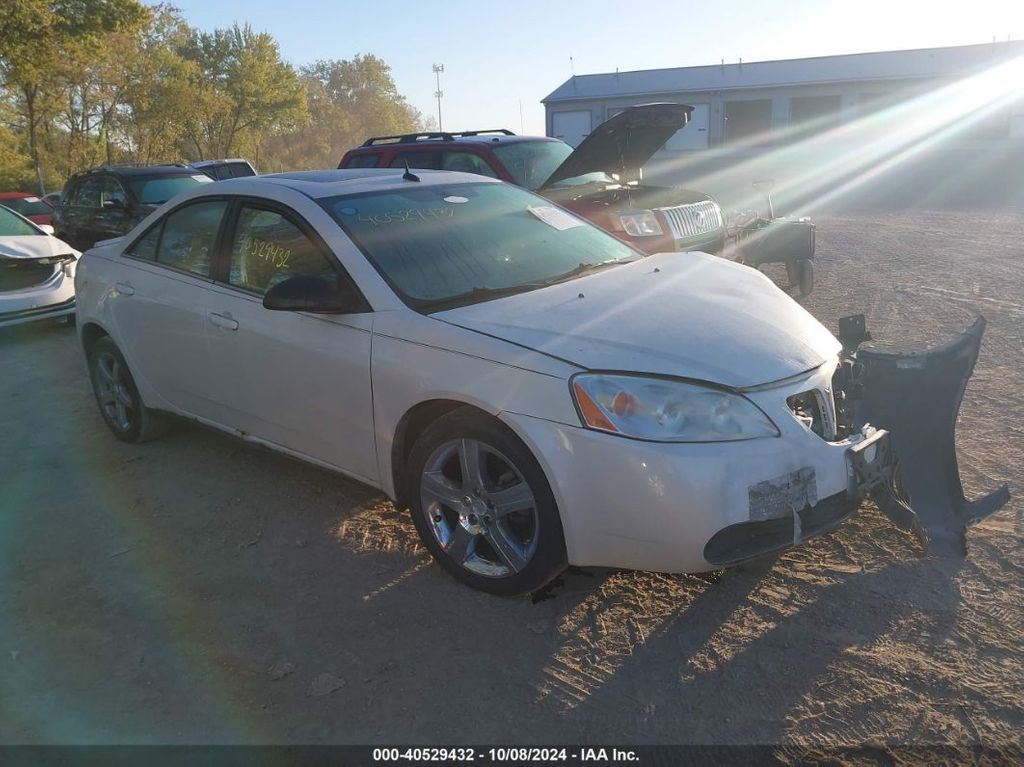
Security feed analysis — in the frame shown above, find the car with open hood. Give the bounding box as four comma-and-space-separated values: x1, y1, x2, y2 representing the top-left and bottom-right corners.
0, 204, 80, 328
76, 168, 996, 596
339, 104, 729, 257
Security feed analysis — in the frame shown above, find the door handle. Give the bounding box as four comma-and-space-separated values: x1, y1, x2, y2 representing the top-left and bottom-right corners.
115, 281, 134, 296
209, 312, 239, 331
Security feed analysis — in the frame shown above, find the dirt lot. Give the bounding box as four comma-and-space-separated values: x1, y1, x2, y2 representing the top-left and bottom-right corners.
1, 210, 1021, 753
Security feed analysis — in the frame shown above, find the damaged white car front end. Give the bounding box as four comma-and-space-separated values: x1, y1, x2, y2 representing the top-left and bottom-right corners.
438, 251, 901, 572
0, 207, 80, 328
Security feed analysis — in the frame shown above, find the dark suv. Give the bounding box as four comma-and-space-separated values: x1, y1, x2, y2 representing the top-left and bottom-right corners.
52, 164, 214, 251
340, 104, 815, 293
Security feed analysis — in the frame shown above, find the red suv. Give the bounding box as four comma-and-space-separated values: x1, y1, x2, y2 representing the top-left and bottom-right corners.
339, 104, 728, 256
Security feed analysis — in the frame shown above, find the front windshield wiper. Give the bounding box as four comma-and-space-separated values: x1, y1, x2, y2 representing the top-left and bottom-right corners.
421, 257, 639, 313
420, 282, 546, 313
537, 257, 638, 286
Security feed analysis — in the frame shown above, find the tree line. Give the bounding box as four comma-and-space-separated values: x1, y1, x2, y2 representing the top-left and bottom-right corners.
0, 0, 425, 192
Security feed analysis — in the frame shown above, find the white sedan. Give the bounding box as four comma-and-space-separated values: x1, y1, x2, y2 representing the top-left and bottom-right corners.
0, 205, 79, 328
74, 169, 891, 595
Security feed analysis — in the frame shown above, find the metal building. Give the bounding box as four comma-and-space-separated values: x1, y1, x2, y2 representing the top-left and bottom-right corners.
543, 42, 1024, 149
543, 42, 1024, 209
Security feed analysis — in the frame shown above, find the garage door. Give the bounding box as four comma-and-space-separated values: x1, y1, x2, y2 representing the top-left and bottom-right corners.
665, 103, 709, 151
551, 111, 592, 147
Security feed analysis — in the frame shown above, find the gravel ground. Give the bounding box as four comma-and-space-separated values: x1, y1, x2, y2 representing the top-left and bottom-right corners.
0, 209, 1021, 755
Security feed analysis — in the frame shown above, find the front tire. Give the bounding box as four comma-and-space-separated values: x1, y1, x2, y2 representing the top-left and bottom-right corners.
88, 336, 170, 443
405, 407, 567, 596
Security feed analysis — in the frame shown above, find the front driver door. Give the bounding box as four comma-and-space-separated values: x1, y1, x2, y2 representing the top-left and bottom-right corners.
204, 201, 377, 484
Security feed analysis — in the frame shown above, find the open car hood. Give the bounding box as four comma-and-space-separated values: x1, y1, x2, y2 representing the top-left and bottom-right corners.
540, 103, 692, 189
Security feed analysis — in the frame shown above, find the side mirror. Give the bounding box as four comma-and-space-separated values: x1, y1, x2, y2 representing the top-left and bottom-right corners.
263, 275, 365, 314
102, 198, 126, 211
38, 224, 55, 235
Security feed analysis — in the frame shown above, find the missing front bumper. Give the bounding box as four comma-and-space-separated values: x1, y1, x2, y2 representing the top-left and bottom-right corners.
704, 491, 859, 567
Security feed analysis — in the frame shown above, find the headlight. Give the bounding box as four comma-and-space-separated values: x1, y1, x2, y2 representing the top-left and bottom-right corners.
571, 373, 779, 442
617, 210, 663, 237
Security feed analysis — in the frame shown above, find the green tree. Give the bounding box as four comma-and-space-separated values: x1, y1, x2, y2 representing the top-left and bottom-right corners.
0, 0, 147, 191
176, 23, 306, 162
263, 54, 423, 171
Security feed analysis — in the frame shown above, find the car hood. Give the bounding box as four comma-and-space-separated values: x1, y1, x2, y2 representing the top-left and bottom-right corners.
0, 234, 78, 260
434, 252, 841, 389
541, 103, 692, 189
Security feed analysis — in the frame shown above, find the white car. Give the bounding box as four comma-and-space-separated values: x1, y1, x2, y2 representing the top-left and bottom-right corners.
74, 169, 894, 595
0, 205, 80, 328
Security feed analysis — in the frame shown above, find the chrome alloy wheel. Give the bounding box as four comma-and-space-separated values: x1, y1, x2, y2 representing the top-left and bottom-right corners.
419, 438, 539, 578
94, 351, 135, 432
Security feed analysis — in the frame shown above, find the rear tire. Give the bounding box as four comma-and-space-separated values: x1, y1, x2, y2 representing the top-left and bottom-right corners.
88, 336, 170, 443
404, 407, 567, 596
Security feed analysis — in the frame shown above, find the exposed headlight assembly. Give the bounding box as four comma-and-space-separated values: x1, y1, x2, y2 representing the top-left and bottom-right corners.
617, 210, 663, 237
571, 373, 779, 442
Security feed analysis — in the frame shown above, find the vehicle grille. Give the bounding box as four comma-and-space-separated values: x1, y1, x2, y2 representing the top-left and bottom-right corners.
0, 260, 57, 292
656, 201, 723, 242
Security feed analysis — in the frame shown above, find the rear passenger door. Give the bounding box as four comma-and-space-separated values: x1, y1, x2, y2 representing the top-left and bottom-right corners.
59, 176, 104, 250
203, 200, 377, 482
110, 199, 228, 421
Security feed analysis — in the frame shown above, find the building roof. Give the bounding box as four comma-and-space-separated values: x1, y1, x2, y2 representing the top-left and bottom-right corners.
543, 41, 1024, 103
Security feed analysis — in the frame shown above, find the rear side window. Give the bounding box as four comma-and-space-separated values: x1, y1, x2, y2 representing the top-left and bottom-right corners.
126, 200, 227, 278
345, 154, 380, 168
389, 151, 441, 170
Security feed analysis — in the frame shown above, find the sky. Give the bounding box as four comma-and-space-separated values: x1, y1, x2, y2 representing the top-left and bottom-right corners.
170, 0, 1024, 136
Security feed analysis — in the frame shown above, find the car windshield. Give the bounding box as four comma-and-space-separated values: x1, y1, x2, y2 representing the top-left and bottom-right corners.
321, 182, 640, 310
127, 173, 213, 205
1, 196, 51, 216
0, 205, 42, 237
491, 141, 614, 190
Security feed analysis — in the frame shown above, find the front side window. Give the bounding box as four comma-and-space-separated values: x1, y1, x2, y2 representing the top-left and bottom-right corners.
227, 206, 335, 295
127, 173, 213, 205
72, 177, 103, 208
441, 151, 498, 178
127, 200, 226, 277
321, 182, 639, 311
100, 177, 127, 207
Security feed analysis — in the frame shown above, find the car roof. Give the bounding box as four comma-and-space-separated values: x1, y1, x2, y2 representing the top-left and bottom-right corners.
191, 158, 251, 167
0, 192, 37, 198
352, 134, 561, 151
72, 164, 199, 178
202, 169, 502, 199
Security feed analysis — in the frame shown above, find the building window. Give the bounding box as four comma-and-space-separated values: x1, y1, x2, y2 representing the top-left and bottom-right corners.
723, 100, 773, 145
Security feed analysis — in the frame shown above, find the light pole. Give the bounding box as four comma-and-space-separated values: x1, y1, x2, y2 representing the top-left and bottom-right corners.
432, 63, 444, 131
